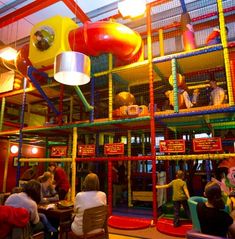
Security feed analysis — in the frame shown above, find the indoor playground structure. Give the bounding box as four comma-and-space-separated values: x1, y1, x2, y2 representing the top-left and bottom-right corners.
0, 0, 235, 237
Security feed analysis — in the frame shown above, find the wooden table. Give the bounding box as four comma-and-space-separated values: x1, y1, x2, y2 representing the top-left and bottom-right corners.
38, 203, 73, 239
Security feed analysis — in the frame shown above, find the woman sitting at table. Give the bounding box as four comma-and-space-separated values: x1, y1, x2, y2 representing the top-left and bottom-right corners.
71, 173, 107, 236
6, 180, 57, 237
5, 179, 44, 235
37, 171, 59, 204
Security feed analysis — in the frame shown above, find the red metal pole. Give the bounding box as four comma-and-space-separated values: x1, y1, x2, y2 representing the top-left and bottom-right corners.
108, 160, 112, 216
146, 4, 157, 221
230, 59, 235, 103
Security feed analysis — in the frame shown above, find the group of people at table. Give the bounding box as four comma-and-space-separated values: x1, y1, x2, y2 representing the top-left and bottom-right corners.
0, 162, 107, 239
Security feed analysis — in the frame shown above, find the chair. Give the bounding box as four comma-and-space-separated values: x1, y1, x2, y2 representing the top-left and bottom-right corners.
186, 229, 227, 239
31, 231, 45, 239
187, 197, 230, 239
10, 223, 44, 239
68, 205, 109, 239
188, 196, 230, 232
188, 196, 207, 231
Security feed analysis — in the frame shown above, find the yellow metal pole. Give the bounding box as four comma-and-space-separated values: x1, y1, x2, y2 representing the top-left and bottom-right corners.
217, 0, 234, 105
3, 140, 10, 192
20, 158, 72, 162
71, 127, 77, 201
108, 53, 113, 120
156, 153, 235, 161
159, 28, 164, 56
0, 97, 6, 131
127, 130, 132, 207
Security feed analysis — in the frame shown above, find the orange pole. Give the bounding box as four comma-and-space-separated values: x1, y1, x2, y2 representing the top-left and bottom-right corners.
230, 60, 235, 104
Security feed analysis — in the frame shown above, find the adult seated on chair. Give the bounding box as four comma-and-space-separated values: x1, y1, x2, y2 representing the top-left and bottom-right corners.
19, 165, 38, 188
5, 179, 44, 235
0, 205, 29, 238
37, 171, 59, 204
197, 181, 235, 238
71, 173, 107, 236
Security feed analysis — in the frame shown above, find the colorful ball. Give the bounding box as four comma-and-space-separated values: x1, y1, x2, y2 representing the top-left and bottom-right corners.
114, 91, 136, 108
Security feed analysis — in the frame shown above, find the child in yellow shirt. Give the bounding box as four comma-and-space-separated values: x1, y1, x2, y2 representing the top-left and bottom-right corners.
156, 170, 190, 227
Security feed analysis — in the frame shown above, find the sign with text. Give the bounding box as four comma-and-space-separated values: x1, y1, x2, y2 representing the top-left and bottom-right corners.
78, 144, 95, 156
159, 139, 185, 153
51, 146, 67, 157
193, 137, 222, 152
104, 143, 124, 155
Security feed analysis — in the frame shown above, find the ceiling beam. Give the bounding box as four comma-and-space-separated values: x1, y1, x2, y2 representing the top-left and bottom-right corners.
0, 0, 59, 28
0, 0, 26, 14
0, 0, 90, 29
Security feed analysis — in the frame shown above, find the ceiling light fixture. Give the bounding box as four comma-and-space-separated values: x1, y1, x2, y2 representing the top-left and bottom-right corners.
118, 0, 146, 18
54, 51, 91, 86
0, 47, 17, 61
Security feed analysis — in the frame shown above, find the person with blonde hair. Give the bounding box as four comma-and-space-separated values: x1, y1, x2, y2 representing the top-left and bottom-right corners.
37, 171, 59, 203
71, 173, 107, 236
37, 172, 59, 235
156, 170, 190, 227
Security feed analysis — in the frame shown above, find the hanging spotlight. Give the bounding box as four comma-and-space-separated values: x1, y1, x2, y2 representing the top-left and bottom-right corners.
54, 51, 90, 86
10, 145, 19, 154
0, 47, 17, 61
118, 0, 146, 18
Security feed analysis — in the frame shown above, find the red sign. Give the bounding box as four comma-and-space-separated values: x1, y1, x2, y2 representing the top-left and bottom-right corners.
104, 143, 124, 155
159, 139, 185, 153
51, 146, 67, 157
193, 137, 222, 152
77, 144, 95, 156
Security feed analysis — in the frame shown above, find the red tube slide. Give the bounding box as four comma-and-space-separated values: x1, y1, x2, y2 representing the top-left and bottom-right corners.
68, 21, 142, 64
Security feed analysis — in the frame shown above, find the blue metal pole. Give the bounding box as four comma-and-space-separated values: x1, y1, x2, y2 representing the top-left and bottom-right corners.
179, 0, 187, 13
27, 66, 60, 116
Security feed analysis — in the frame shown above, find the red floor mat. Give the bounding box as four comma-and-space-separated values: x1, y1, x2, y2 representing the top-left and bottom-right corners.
108, 215, 151, 230
156, 217, 192, 237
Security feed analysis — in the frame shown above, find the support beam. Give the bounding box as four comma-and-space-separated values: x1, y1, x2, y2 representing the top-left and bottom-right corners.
0, 0, 90, 29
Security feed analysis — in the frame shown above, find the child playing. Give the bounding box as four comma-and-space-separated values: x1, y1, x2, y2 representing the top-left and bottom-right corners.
156, 170, 190, 227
